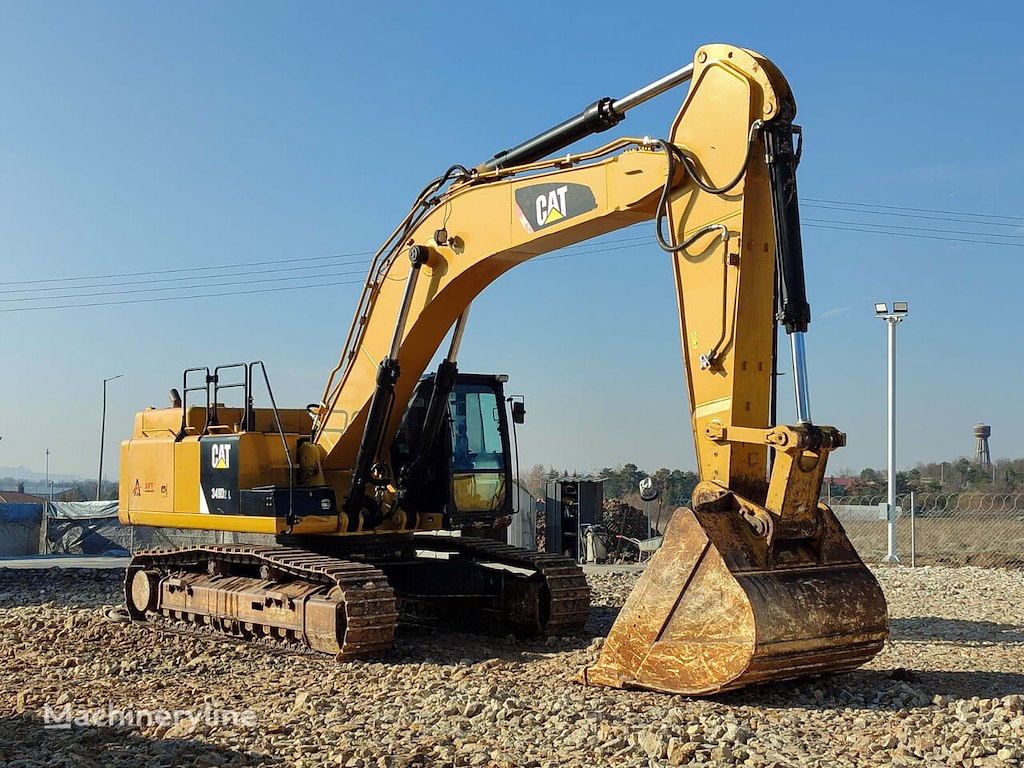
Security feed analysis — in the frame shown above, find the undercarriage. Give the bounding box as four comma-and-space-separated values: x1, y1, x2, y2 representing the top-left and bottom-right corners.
124, 536, 590, 658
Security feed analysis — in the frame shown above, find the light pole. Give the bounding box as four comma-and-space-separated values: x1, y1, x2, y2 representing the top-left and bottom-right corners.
874, 302, 908, 563
97, 374, 124, 501
45, 448, 50, 500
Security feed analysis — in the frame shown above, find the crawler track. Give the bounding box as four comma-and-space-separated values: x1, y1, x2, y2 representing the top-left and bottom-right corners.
406, 535, 590, 636
125, 545, 397, 659
124, 538, 590, 658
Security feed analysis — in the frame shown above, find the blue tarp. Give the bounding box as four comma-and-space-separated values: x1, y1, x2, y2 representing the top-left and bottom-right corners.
0, 503, 42, 524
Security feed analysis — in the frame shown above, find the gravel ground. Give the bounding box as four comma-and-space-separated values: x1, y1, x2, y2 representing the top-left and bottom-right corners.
1, 564, 1022, 767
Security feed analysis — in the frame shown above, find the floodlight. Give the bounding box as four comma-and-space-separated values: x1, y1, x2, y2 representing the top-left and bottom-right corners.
639, 476, 659, 502
874, 303, 888, 315
892, 301, 909, 314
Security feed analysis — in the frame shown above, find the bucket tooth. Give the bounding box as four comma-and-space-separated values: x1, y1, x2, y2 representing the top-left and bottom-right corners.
579, 501, 888, 695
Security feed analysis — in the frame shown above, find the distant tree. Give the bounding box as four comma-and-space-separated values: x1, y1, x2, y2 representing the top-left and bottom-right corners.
665, 469, 699, 507
1003, 464, 1021, 492
859, 468, 882, 483
522, 464, 547, 500
953, 457, 979, 488
845, 455, 1024, 497
99, 479, 119, 501
623, 463, 646, 491
846, 468, 885, 497
530, 467, 565, 499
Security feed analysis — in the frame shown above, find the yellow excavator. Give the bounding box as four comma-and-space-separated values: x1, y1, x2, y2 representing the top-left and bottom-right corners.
119, 43, 888, 695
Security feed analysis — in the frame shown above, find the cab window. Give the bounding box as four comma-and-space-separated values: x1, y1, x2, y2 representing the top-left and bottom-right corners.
449, 387, 505, 472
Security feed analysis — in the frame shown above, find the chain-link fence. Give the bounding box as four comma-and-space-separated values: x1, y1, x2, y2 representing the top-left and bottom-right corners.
33, 495, 1024, 568
827, 492, 1024, 568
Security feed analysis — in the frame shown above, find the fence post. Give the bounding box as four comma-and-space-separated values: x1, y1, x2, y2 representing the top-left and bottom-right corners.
38, 502, 49, 555
910, 491, 916, 568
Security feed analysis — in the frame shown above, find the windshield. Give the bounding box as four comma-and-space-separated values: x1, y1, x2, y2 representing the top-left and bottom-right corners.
449, 385, 505, 472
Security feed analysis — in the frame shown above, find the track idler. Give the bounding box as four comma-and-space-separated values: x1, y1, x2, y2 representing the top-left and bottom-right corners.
579, 494, 888, 695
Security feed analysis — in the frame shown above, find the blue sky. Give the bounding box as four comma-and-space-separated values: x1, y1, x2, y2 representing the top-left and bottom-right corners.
1, 2, 1021, 481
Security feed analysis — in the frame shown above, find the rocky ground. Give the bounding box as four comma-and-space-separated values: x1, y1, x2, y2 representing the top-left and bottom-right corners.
1, 564, 1022, 768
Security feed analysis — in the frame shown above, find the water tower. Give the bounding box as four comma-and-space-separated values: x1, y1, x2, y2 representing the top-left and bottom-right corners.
974, 423, 992, 466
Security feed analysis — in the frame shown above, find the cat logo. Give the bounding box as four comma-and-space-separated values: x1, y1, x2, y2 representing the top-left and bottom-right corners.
536, 185, 569, 227
514, 182, 597, 234
211, 443, 231, 470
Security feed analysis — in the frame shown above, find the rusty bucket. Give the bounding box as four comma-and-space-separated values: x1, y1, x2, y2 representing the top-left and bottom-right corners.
579, 498, 888, 695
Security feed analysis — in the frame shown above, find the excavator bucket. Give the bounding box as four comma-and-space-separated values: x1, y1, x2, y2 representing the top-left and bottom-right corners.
580, 498, 888, 695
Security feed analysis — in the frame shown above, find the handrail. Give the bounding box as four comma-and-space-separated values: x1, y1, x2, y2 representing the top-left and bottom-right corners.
176, 367, 212, 442
212, 362, 248, 429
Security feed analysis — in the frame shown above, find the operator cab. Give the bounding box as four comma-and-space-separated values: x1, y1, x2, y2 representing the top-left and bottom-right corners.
391, 373, 518, 530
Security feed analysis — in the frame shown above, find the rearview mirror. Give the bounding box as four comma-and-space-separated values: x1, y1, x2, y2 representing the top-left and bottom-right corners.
511, 401, 526, 424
